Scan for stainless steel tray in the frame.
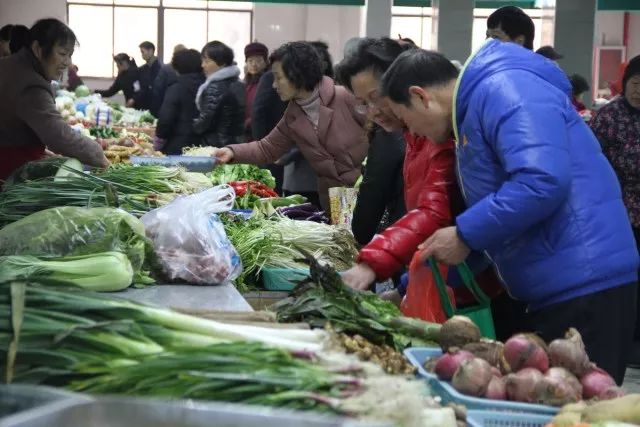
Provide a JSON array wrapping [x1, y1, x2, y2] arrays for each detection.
[[1, 395, 391, 427], [0, 384, 86, 419]]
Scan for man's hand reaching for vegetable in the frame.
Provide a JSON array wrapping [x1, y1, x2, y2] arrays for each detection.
[[342, 263, 376, 291], [419, 226, 470, 265], [210, 147, 234, 164]]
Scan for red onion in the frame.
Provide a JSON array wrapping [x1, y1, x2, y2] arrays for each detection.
[[548, 328, 593, 377], [485, 376, 507, 400], [504, 334, 549, 373], [452, 358, 494, 397], [491, 366, 502, 377], [581, 367, 616, 399], [434, 350, 475, 381], [505, 368, 545, 403]]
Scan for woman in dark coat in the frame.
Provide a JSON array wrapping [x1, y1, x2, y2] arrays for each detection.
[[193, 41, 245, 147], [95, 53, 139, 107], [155, 49, 205, 155]]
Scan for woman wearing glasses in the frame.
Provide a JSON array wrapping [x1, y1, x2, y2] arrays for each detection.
[[209, 41, 368, 212]]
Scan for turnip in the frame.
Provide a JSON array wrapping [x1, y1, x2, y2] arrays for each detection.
[[463, 338, 510, 373], [533, 367, 582, 406], [485, 376, 507, 400], [434, 349, 475, 381], [439, 316, 481, 352], [581, 367, 616, 399], [598, 386, 625, 400], [504, 334, 549, 373], [548, 328, 594, 377], [505, 368, 545, 403], [452, 358, 493, 397]]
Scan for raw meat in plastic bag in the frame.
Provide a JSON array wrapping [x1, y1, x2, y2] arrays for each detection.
[[141, 185, 242, 285]]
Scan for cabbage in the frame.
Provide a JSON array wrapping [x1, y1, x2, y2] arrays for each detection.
[[74, 85, 91, 98]]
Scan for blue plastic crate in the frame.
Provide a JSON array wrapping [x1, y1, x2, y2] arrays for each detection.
[[261, 268, 309, 291], [403, 348, 558, 415], [466, 410, 553, 427], [130, 155, 216, 172]]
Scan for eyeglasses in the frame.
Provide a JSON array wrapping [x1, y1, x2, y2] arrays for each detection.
[[354, 91, 384, 115]]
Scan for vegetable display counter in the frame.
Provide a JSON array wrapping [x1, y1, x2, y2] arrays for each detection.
[[116, 283, 253, 312]]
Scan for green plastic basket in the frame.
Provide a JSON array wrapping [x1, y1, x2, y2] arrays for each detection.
[[261, 268, 309, 291]]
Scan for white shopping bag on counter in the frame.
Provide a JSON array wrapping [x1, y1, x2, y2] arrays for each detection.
[[141, 185, 242, 285]]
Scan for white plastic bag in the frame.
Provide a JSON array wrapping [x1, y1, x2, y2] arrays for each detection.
[[141, 185, 242, 285]]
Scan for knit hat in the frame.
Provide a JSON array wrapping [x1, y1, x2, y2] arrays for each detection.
[[244, 42, 268, 60], [623, 55, 640, 95]]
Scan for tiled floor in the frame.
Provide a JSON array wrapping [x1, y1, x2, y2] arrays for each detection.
[[624, 367, 640, 393]]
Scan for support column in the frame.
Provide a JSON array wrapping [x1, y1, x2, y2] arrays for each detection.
[[364, 0, 392, 38], [431, 0, 474, 62], [554, 0, 597, 101]]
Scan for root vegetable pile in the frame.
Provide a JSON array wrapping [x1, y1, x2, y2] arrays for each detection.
[[425, 321, 625, 407]]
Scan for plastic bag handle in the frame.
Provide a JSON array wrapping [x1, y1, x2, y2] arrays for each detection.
[[427, 257, 491, 315]]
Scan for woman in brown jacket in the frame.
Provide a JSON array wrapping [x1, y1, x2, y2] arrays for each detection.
[[0, 19, 107, 180], [211, 42, 368, 211]]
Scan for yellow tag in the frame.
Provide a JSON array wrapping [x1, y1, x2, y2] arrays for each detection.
[[462, 134, 469, 146]]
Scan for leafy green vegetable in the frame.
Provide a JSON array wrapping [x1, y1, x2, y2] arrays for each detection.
[[89, 126, 120, 139], [222, 215, 358, 292], [74, 85, 91, 98], [0, 252, 135, 291], [139, 111, 156, 124], [273, 249, 441, 350], [0, 207, 156, 285], [209, 164, 276, 189], [2, 157, 83, 189]]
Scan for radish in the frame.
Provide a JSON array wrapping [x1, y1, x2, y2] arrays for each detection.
[[485, 376, 507, 400], [598, 386, 625, 400], [534, 367, 582, 406], [439, 316, 481, 352], [435, 349, 475, 381], [581, 367, 616, 399], [505, 368, 545, 403], [548, 328, 594, 377], [504, 334, 549, 373], [452, 358, 493, 397]]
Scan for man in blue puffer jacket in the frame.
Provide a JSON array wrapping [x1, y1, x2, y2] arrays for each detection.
[[381, 40, 639, 384]]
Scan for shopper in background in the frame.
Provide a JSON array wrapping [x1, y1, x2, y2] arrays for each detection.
[[209, 41, 368, 212], [95, 53, 139, 107], [277, 41, 337, 208], [590, 55, 640, 366], [536, 45, 563, 62], [135, 41, 161, 111], [150, 44, 184, 118], [335, 38, 406, 247], [251, 65, 287, 195], [0, 24, 13, 58], [66, 63, 83, 91], [382, 43, 638, 383], [0, 18, 107, 180], [244, 42, 269, 139], [193, 41, 245, 147], [8, 25, 30, 55], [570, 73, 590, 112], [155, 49, 204, 155], [486, 6, 535, 50]]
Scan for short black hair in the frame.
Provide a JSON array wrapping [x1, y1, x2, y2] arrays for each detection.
[[139, 41, 155, 52], [487, 6, 535, 50], [0, 24, 13, 42], [113, 52, 136, 68], [569, 74, 589, 97], [28, 19, 77, 57], [269, 41, 323, 91], [335, 37, 404, 91], [201, 41, 234, 67], [9, 25, 30, 54], [380, 48, 459, 106], [623, 55, 640, 95], [172, 48, 202, 75], [309, 41, 334, 78]]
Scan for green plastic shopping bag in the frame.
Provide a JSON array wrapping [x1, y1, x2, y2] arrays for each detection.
[[427, 257, 496, 339]]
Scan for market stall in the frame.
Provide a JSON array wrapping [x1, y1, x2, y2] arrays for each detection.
[[1, 155, 638, 427]]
